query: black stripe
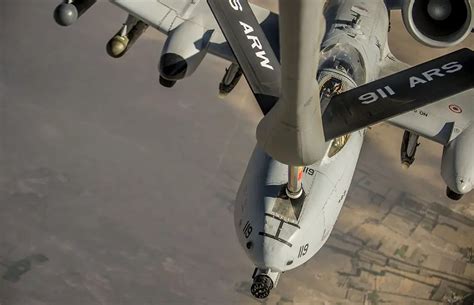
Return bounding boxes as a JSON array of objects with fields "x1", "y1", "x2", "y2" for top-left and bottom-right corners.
[
  {"x1": 275, "y1": 220, "x2": 284, "y2": 237},
  {"x1": 258, "y1": 232, "x2": 292, "y2": 247},
  {"x1": 264, "y1": 213, "x2": 300, "y2": 228}
]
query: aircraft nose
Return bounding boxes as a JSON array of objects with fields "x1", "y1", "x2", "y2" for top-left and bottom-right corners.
[
  {"x1": 455, "y1": 176, "x2": 472, "y2": 194},
  {"x1": 258, "y1": 240, "x2": 294, "y2": 271}
]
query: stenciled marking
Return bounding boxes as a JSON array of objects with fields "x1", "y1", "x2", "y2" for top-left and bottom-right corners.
[
  {"x1": 298, "y1": 243, "x2": 309, "y2": 258},
  {"x1": 303, "y1": 167, "x2": 315, "y2": 176},
  {"x1": 414, "y1": 109, "x2": 429, "y2": 117},
  {"x1": 359, "y1": 86, "x2": 395, "y2": 105},
  {"x1": 243, "y1": 220, "x2": 253, "y2": 238},
  {"x1": 228, "y1": 0, "x2": 274, "y2": 70},
  {"x1": 359, "y1": 61, "x2": 464, "y2": 105}
]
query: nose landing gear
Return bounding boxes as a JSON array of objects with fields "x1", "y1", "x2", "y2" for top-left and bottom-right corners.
[
  {"x1": 446, "y1": 187, "x2": 464, "y2": 201},
  {"x1": 251, "y1": 274, "x2": 273, "y2": 299}
]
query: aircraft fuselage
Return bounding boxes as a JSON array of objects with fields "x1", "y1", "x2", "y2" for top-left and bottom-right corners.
[{"x1": 235, "y1": 0, "x2": 390, "y2": 294}]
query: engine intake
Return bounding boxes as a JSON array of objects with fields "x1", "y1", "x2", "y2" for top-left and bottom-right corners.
[
  {"x1": 158, "y1": 21, "x2": 212, "y2": 87},
  {"x1": 402, "y1": 0, "x2": 473, "y2": 48}
]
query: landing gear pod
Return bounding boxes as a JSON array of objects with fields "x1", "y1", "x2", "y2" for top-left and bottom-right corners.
[
  {"x1": 158, "y1": 20, "x2": 212, "y2": 87},
  {"x1": 54, "y1": 0, "x2": 96, "y2": 27}
]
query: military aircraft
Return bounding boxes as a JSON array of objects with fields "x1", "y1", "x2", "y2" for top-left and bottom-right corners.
[{"x1": 53, "y1": 0, "x2": 474, "y2": 299}]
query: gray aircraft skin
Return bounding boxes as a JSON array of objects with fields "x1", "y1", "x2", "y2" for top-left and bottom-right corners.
[{"x1": 53, "y1": 0, "x2": 474, "y2": 299}]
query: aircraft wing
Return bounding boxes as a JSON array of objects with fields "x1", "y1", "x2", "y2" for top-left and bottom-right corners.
[
  {"x1": 111, "y1": 0, "x2": 279, "y2": 64},
  {"x1": 60, "y1": 1, "x2": 474, "y2": 148},
  {"x1": 388, "y1": 92, "x2": 474, "y2": 145}
]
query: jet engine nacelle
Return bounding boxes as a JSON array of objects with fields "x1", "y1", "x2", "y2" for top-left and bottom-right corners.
[
  {"x1": 441, "y1": 124, "x2": 474, "y2": 200},
  {"x1": 158, "y1": 21, "x2": 211, "y2": 87},
  {"x1": 402, "y1": 0, "x2": 474, "y2": 48}
]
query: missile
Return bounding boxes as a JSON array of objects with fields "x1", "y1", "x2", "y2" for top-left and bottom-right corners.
[
  {"x1": 106, "y1": 20, "x2": 149, "y2": 58},
  {"x1": 54, "y1": 0, "x2": 96, "y2": 27}
]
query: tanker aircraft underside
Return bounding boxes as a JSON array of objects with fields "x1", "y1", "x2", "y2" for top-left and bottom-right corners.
[{"x1": 53, "y1": 0, "x2": 474, "y2": 299}]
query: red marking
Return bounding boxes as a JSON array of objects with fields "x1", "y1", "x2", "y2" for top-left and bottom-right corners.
[
  {"x1": 298, "y1": 169, "x2": 303, "y2": 181},
  {"x1": 449, "y1": 104, "x2": 462, "y2": 114}
]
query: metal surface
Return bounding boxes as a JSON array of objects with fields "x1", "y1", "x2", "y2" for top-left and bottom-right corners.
[
  {"x1": 286, "y1": 166, "x2": 303, "y2": 199},
  {"x1": 256, "y1": 0, "x2": 328, "y2": 166}
]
